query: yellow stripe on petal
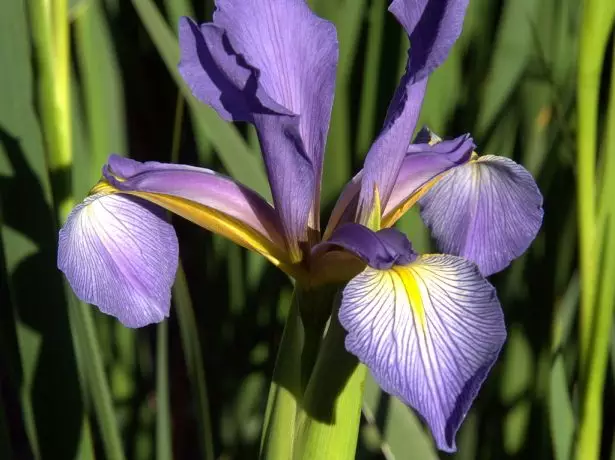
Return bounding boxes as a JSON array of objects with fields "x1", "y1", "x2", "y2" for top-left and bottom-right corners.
[
  {"x1": 391, "y1": 265, "x2": 426, "y2": 329},
  {"x1": 339, "y1": 255, "x2": 506, "y2": 451},
  {"x1": 130, "y1": 191, "x2": 294, "y2": 268},
  {"x1": 88, "y1": 181, "x2": 301, "y2": 278},
  {"x1": 381, "y1": 175, "x2": 442, "y2": 228}
]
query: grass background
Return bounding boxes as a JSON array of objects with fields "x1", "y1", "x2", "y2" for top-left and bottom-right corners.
[{"x1": 0, "y1": 0, "x2": 614, "y2": 458}]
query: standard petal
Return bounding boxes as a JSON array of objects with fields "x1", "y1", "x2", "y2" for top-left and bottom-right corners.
[
  {"x1": 178, "y1": 1, "x2": 338, "y2": 243},
  {"x1": 339, "y1": 254, "x2": 506, "y2": 452},
  {"x1": 357, "y1": 0, "x2": 470, "y2": 221},
  {"x1": 58, "y1": 193, "x2": 179, "y2": 328},
  {"x1": 103, "y1": 155, "x2": 293, "y2": 268},
  {"x1": 390, "y1": 0, "x2": 470, "y2": 82},
  {"x1": 324, "y1": 135, "x2": 473, "y2": 237},
  {"x1": 419, "y1": 155, "x2": 544, "y2": 276}
]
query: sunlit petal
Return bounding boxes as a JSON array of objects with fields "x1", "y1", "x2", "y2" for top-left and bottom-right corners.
[
  {"x1": 340, "y1": 254, "x2": 505, "y2": 452},
  {"x1": 419, "y1": 155, "x2": 544, "y2": 275},
  {"x1": 104, "y1": 155, "x2": 293, "y2": 268},
  {"x1": 58, "y1": 193, "x2": 178, "y2": 328},
  {"x1": 178, "y1": 0, "x2": 338, "y2": 245},
  {"x1": 358, "y1": 0, "x2": 470, "y2": 220}
]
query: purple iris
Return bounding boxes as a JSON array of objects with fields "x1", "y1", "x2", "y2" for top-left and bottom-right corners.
[{"x1": 57, "y1": 0, "x2": 543, "y2": 452}]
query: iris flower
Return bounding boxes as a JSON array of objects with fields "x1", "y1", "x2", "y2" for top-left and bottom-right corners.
[{"x1": 57, "y1": 0, "x2": 543, "y2": 452}]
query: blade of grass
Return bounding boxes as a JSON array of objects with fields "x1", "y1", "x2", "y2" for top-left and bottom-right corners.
[
  {"x1": 577, "y1": 24, "x2": 615, "y2": 460},
  {"x1": 319, "y1": 0, "x2": 367, "y2": 205},
  {"x1": 174, "y1": 263, "x2": 215, "y2": 460},
  {"x1": 576, "y1": 0, "x2": 614, "y2": 376},
  {"x1": 30, "y1": 0, "x2": 126, "y2": 456},
  {"x1": 74, "y1": 0, "x2": 128, "y2": 185},
  {"x1": 356, "y1": 0, "x2": 386, "y2": 160},
  {"x1": 476, "y1": 0, "x2": 541, "y2": 136},
  {"x1": 169, "y1": 92, "x2": 214, "y2": 460},
  {"x1": 131, "y1": 0, "x2": 270, "y2": 198},
  {"x1": 156, "y1": 321, "x2": 172, "y2": 460}
]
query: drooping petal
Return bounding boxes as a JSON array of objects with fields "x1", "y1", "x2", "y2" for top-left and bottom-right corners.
[
  {"x1": 58, "y1": 193, "x2": 179, "y2": 328},
  {"x1": 358, "y1": 0, "x2": 470, "y2": 221},
  {"x1": 419, "y1": 155, "x2": 544, "y2": 276},
  {"x1": 324, "y1": 135, "x2": 473, "y2": 238},
  {"x1": 339, "y1": 254, "x2": 506, "y2": 452},
  {"x1": 104, "y1": 155, "x2": 293, "y2": 269},
  {"x1": 178, "y1": 1, "x2": 338, "y2": 246},
  {"x1": 314, "y1": 223, "x2": 416, "y2": 270}
]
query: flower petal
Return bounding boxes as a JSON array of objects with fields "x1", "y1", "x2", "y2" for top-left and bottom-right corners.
[
  {"x1": 314, "y1": 223, "x2": 417, "y2": 270},
  {"x1": 390, "y1": 0, "x2": 470, "y2": 82},
  {"x1": 339, "y1": 254, "x2": 506, "y2": 452},
  {"x1": 382, "y1": 134, "x2": 474, "y2": 226},
  {"x1": 103, "y1": 155, "x2": 293, "y2": 268},
  {"x1": 358, "y1": 0, "x2": 470, "y2": 221},
  {"x1": 178, "y1": 1, "x2": 338, "y2": 244},
  {"x1": 58, "y1": 193, "x2": 179, "y2": 328},
  {"x1": 419, "y1": 155, "x2": 544, "y2": 276},
  {"x1": 324, "y1": 135, "x2": 473, "y2": 237}
]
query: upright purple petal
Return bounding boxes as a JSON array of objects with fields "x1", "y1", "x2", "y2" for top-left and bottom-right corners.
[
  {"x1": 314, "y1": 223, "x2": 417, "y2": 270},
  {"x1": 419, "y1": 155, "x2": 544, "y2": 276},
  {"x1": 324, "y1": 135, "x2": 473, "y2": 237},
  {"x1": 178, "y1": 1, "x2": 338, "y2": 249},
  {"x1": 340, "y1": 254, "x2": 506, "y2": 452},
  {"x1": 358, "y1": 0, "x2": 470, "y2": 222},
  {"x1": 383, "y1": 134, "x2": 474, "y2": 225},
  {"x1": 58, "y1": 193, "x2": 179, "y2": 328},
  {"x1": 104, "y1": 155, "x2": 292, "y2": 267}
]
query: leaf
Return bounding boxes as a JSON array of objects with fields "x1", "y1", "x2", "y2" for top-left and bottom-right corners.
[
  {"x1": 476, "y1": 0, "x2": 542, "y2": 134},
  {"x1": 74, "y1": 0, "x2": 128, "y2": 187},
  {"x1": 156, "y1": 321, "x2": 172, "y2": 460},
  {"x1": 362, "y1": 374, "x2": 438, "y2": 460}
]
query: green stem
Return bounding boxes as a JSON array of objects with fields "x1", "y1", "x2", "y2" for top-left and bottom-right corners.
[
  {"x1": 576, "y1": 0, "x2": 614, "y2": 377},
  {"x1": 260, "y1": 292, "x2": 305, "y2": 459},
  {"x1": 576, "y1": 28, "x2": 615, "y2": 460},
  {"x1": 293, "y1": 309, "x2": 366, "y2": 459},
  {"x1": 156, "y1": 321, "x2": 172, "y2": 460}
]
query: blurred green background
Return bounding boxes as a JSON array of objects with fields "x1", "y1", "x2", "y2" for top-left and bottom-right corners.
[{"x1": 1, "y1": 0, "x2": 614, "y2": 458}]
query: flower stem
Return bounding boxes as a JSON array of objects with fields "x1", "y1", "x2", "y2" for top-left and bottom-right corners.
[
  {"x1": 293, "y1": 302, "x2": 366, "y2": 460},
  {"x1": 576, "y1": 15, "x2": 615, "y2": 460}
]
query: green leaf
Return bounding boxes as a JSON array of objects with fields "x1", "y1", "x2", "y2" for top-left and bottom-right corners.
[
  {"x1": 74, "y1": 0, "x2": 128, "y2": 186},
  {"x1": 318, "y1": 0, "x2": 367, "y2": 205},
  {"x1": 174, "y1": 265, "x2": 215, "y2": 460},
  {"x1": 362, "y1": 374, "x2": 438, "y2": 460},
  {"x1": 549, "y1": 355, "x2": 575, "y2": 460},
  {"x1": 476, "y1": 0, "x2": 542, "y2": 134},
  {"x1": 156, "y1": 321, "x2": 172, "y2": 460}
]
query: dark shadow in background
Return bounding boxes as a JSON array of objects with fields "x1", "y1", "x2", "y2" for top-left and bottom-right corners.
[{"x1": 0, "y1": 127, "x2": 84, "y2": 459}]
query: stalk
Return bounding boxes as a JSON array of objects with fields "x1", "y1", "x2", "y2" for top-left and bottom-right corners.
[
  {"x1": 29, "y1": 0, "x2": 125, "y2": 457},
  {"x1": 576, "y1": 26, "x2": 615, "y2": 460},
  {"x1": 260, "y1": 293, "x2": 305, "y2": 460},
  {"x1": 293, "y1": 299, "x2": 366, "y2": 459}
]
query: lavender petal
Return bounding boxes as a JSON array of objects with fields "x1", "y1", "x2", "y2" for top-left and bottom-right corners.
[
  {"x1": 58, "y1": 193, "x2": 179, "y2": 328},
  {"x1": 358, "y1": 0, "x2": 470, "y2": 220},
  {"x1": 178, "y1": 1, "x2": 338, "y2": 248},
  {"x1": 339, "y1": 254, "x2": 506, "y2": 452},
  {"x1": 419, "y1": 155, "x2": 544, "y2": 276}
]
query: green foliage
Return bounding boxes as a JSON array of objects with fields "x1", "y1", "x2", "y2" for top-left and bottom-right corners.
[{"x1": 0, "y1": 0, "x2": 613, "y2": 458}]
